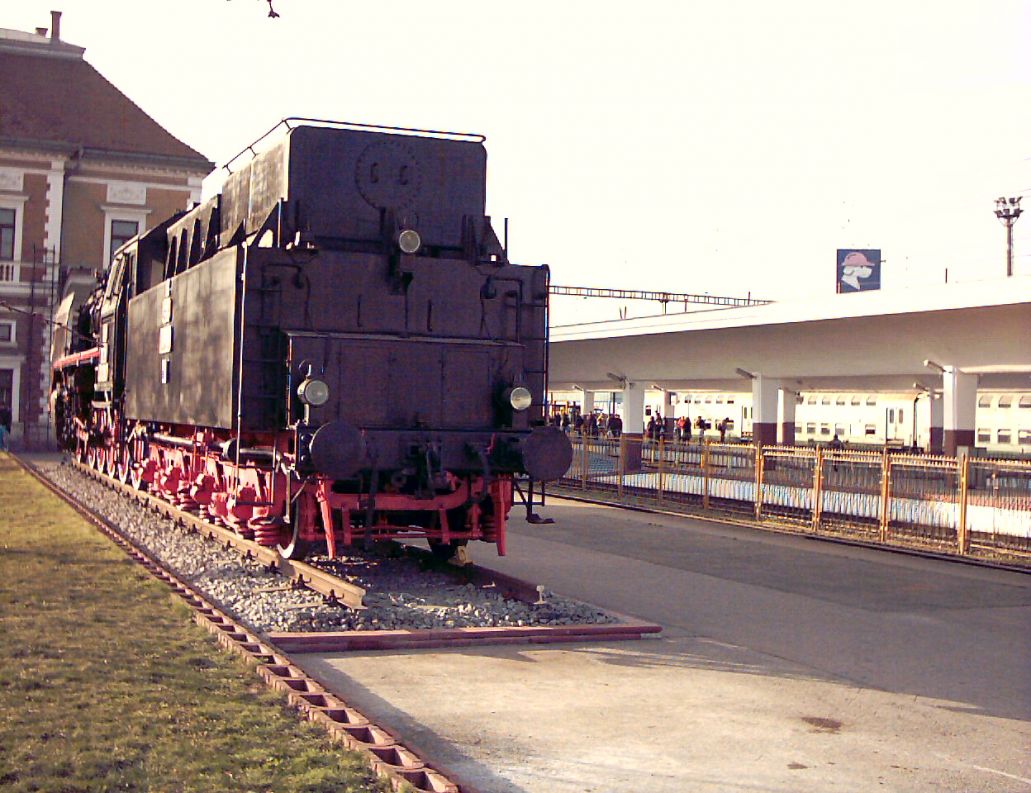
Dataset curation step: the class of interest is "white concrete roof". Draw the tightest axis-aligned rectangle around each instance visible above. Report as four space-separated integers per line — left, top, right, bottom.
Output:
549 277 1031 393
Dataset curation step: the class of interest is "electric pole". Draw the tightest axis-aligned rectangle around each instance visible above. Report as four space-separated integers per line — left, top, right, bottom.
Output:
995 196 1023 277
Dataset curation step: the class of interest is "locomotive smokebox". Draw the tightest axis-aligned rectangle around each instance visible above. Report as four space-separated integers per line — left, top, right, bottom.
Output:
310 421 367 479
520 426 574 482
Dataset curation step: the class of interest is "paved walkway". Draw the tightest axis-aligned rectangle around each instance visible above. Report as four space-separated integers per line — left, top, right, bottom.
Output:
302 497 1031 792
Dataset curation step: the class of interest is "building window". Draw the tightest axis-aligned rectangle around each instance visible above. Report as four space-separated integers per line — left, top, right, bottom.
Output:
834 424 845 436
998 395 1012 408
888 408 895 423
794 424 802 434
898 409 903 424
820 423 831 436
109 219 139 263
864 424 876 435
0 368 12 413
0 321 13 344
1019 430 1031 446
0 208 14 260
997 429 1012 445
978 395 992 408
806 422 816 435
977 428 991 444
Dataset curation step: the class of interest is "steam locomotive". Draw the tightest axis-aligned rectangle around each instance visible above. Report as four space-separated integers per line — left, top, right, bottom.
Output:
51 119 572 560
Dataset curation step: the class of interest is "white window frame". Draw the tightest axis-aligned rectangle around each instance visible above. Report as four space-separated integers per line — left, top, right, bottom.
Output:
0 358 22 427
0 319 15 346
101 206 150 268
0 194 28 264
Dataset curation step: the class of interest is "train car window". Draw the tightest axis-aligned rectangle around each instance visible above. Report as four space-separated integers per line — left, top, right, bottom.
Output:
997 429 1012 444
864 424 876 435
836 396 846 405
977 428 991 444
998 395 1013 408
820 423 830 435
806 423 816 434
165 238 178 280
888 409 895 423
978 395 993 408
807 396 817 405
1020 396 1031 408
1019 430 1031 445
176 229 189 274
866 396 876 406
794 424 802 434
189 219 202 266
851 396 861 406
898 409 904 424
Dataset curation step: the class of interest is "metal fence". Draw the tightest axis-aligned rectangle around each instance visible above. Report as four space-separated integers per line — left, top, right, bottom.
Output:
557 437 1031 562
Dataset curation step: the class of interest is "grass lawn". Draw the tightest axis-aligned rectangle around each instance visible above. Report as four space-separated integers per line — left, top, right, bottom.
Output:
0 454 389 793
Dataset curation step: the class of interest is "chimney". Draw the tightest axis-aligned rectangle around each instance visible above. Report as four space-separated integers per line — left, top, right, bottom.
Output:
50 10 62 41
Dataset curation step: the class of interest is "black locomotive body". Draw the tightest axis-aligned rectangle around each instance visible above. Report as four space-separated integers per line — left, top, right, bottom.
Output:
52 120 571 559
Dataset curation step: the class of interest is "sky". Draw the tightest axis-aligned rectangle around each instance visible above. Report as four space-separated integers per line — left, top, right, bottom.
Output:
8 1 1031 325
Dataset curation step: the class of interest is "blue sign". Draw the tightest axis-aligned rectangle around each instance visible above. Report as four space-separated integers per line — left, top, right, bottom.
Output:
836 249 881 292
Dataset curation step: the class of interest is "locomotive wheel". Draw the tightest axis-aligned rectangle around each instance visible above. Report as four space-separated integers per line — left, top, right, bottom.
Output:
428 539 469 564
277 519 311 561
86 445 98 470
116 446 132 484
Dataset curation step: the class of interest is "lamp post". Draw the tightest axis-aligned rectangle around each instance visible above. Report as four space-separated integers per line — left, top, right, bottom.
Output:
995 196 1023 277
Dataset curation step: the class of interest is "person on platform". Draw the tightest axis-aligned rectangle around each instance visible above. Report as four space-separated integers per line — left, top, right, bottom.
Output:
609 414 622 438
646 415 656 440
718 417 730 443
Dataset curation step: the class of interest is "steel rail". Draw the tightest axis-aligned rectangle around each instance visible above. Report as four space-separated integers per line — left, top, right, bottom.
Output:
70 459 366 609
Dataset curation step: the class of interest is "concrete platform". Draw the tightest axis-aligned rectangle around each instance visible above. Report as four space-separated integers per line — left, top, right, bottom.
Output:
299 497 1031 792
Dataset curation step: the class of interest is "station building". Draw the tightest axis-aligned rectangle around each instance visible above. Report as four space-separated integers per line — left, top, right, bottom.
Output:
0 12 211 446
548 277 1031 458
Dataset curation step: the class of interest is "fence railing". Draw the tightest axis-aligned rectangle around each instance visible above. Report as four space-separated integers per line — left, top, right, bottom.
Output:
558 436 1031 561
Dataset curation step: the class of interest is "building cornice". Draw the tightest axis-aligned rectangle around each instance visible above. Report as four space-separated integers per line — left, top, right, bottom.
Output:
0 137 212 175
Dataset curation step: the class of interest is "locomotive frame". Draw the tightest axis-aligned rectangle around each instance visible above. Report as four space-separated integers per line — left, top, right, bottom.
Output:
51 119 571 561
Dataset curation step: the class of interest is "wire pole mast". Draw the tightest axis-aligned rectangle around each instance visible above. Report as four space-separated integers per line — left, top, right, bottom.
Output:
994 196 1023 277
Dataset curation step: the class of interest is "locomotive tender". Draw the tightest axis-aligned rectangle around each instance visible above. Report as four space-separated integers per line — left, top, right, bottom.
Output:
52 119 572 560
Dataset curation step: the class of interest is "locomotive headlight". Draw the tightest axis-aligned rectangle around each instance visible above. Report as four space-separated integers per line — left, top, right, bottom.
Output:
297 378 330 407
508 386 533 411
397 229 421 254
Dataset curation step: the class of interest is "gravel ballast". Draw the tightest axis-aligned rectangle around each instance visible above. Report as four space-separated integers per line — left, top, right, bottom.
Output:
34 459 615 635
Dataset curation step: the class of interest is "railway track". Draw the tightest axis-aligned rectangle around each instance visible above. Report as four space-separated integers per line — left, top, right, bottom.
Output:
68 458 369 608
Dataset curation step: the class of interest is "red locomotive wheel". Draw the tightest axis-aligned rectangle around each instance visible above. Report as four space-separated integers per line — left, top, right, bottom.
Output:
116 446 132 484
86 445 98 470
